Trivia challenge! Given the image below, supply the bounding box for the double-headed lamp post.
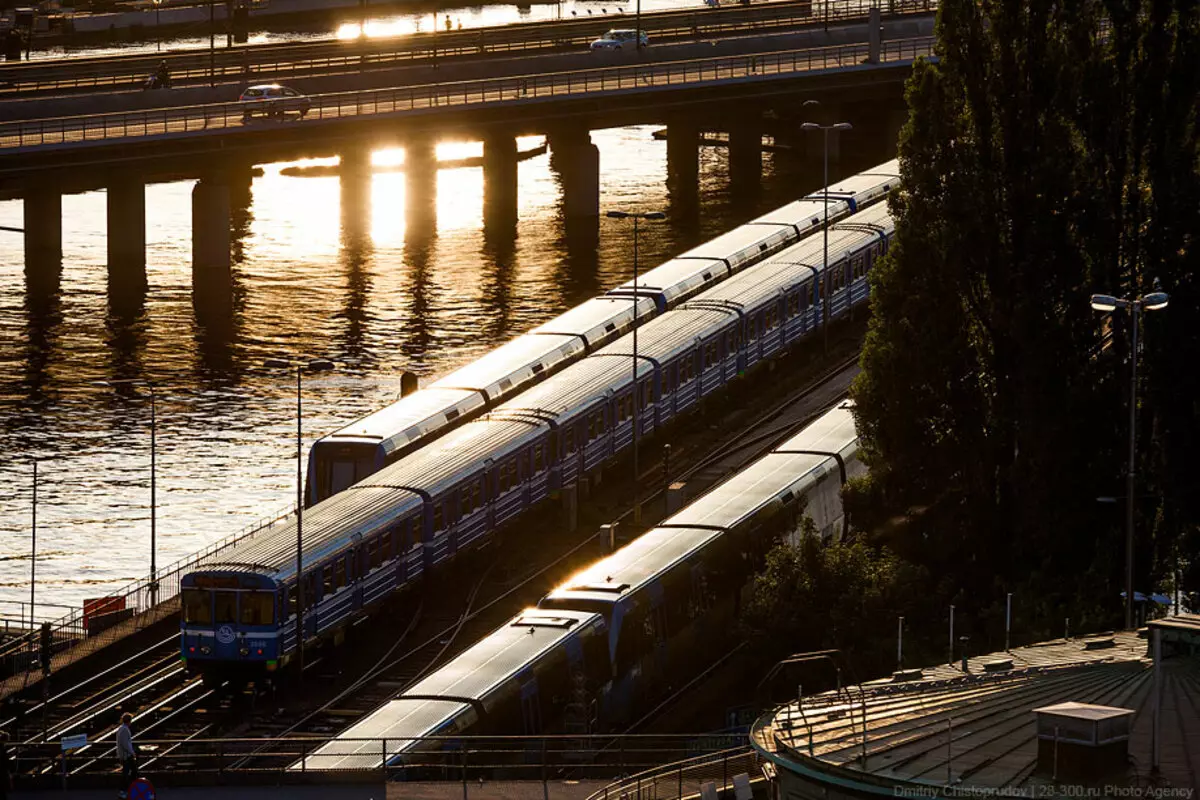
[98,379,158,605]
[800,109,852,356]
[606,209,666,525]
[265,356,335,679]
[1089,288,1169,630]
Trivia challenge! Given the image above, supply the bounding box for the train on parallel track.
[179,171,897,683]
[302,162,898,506]
[294,399,863,771]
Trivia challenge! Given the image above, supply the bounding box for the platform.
[12,780,608,799]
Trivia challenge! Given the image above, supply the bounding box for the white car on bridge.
[590,29,649,51]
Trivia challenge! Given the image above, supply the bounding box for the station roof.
[752,627,1199,793]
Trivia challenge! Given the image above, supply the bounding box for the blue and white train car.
[291,609,609,772]
[538,401,863,724]
[305,161,900,504]
[302,402,862,762]
[181,202,894,682]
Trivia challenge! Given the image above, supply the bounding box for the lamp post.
[31,459,37,632]
[606,209,665,525]
[97,379,158,605]
[265,357,335,680]
[800,106,852,357]
[1089,287,1169,630]
[209,0,215,87]
[154,0,162,52]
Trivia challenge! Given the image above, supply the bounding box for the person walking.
[115,714,137,799]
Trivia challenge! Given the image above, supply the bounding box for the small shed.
[1032,701,1134,781]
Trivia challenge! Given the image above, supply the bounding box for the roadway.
[0,0,935,97]
[0,37,933,157]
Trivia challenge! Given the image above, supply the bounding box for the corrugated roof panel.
[429,333,584,400]
[607,257,729,307]
[530,296,657,350]
[675,224,798,272]
[321,388,483,446]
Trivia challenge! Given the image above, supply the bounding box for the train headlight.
[200,646,212,655]
[239,647,250,657]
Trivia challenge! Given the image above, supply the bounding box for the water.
[0,124,886,616]
[28,0,705,62]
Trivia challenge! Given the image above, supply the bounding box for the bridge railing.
[0,504,298,695]
[0,35,935,151]
[0,0,938,93]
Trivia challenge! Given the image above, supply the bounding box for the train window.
[335,558,347,588]
[786,294,799,317]
[287,586,297,619]
[818,279,825,300]
[641,380,652,408]
[433,502,444,532]
[533,445,544,472]
[213,591,238,624]
[182,589,212,625]
[474,478,484,508]
[801,286,811,309]
[323,564,335,595]
[565,426,576,454]
[370,538,383,569]
[241,591,275,625]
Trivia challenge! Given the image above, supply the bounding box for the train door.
[520,677,543,735]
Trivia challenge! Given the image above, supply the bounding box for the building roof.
[752,629,1200,794]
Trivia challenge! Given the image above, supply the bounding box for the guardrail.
[587,746,763,800]
[0,503,298,694]
[0,0,938,95]
[0,36,935,151]
[8,732,750,788]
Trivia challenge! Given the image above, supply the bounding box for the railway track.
[22,328,863,780]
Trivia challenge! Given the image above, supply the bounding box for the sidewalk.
[12,780,608,799]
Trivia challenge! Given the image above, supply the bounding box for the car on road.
[239,84,311,121]
[590,29,649,51]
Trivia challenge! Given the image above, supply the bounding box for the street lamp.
[153,0,162,52]
[264,356,336,680]
[801,103,852,356]
[606,209,665,525]
[97,379,159,605]
[1089,287,1169,630]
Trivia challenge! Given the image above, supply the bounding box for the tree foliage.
[849,0,1200,634]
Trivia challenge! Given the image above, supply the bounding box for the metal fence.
[7,732,752,790]
[0,0,938,94]
[0,504,297,694]
[0,36,935,150]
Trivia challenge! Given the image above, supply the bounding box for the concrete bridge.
[7,23,928,323]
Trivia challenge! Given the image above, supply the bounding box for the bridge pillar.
[406,135,437,235]
[192,175,232,319]
[483,134,519,233]
[107,179,146,287]
[23,188,62,288]
[549,127,599,219]
[728,122,763,193]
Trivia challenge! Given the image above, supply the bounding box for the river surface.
[0,124,888,621]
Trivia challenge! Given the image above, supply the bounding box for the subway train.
[303,161,898,506]
[294,400,862,771]
[178,196,894,682]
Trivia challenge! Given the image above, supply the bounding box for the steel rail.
[0,36,934,151]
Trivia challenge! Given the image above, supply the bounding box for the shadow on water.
[402,154,438,367]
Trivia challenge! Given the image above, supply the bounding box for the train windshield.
[311,443,378,504]
[213,591,238,624]
[182,589,212,625]
[240,591,275,626]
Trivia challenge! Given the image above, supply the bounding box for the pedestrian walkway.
[12,779,608,799]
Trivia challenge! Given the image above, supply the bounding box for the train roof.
[360,418,546,496]
[663,401,859,531]
[502,309,734,421]
[315,387,483,454]
[293,609,604,770]
[808,162,900,207]
[747,197,834,229]
[189,484,423,582]
[829,199,892,229]
[541,526,722,607]
[672,221,798,272]
[428,332,584,401]
[606,257,729,307]
[530,296,657,350]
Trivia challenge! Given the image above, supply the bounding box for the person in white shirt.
[115,714,137,799]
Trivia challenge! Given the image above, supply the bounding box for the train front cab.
[181,570,281,685]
